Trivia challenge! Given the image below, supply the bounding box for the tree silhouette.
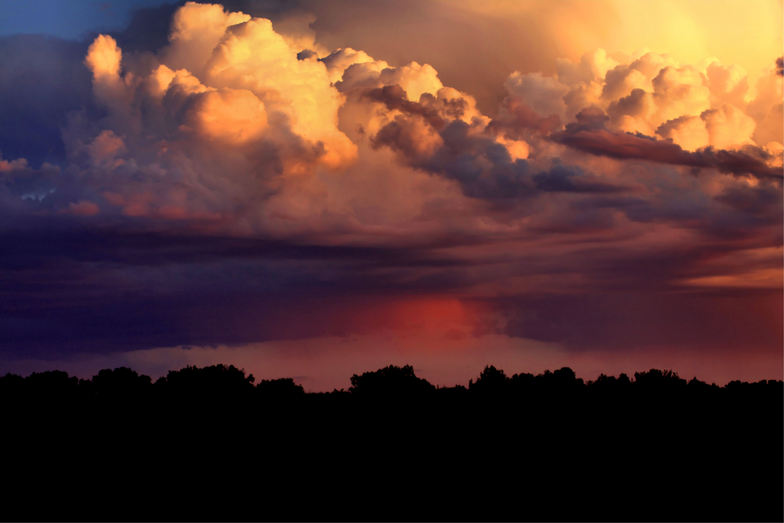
[468,364,509,394]
[349,364,434,399]
[633,368,686,388]
[156,363,255,397]
[257,377,305,398]
[26,369,79,390]
[91,366,152,396]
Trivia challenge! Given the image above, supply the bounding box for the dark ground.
[1,364,781,521]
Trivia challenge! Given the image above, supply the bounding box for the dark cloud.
[498,288,782,352]
[4,212,777,360]
[368,99,626,200]
[0,215,481,357]
[532,163,623,193]
[363,85,448,128]
[554,109,783,180]
[297,49,318,60]
[0,35,94,166]
[715,182,783,221]
[111,2,183,53]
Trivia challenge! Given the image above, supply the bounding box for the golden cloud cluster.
[500,48,782,156]
[0,1,778,283]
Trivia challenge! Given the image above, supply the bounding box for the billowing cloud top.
[0,1,781,387]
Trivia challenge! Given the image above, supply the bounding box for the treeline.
[1,364,781,522]
[2,362,781,399]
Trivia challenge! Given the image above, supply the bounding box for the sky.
[0,0,781,390]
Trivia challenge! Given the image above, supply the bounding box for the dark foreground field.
[1,364,781,522]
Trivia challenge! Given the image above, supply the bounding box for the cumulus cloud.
[7,2,780,239]
[0,2,776,261]
[34,2,368,230]
[500,50,783,162]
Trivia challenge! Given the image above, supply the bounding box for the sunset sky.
[0,0,781,390]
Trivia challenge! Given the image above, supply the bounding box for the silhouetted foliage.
[591,372,631,389]
[468,364,509,394]
[26,369,79,391]
[634,368,687,388]
[257,377,305,399]
[349,364,435,399]
[155,363,254,397]
[0,371,24,392]
[91,366,152,395]
[0,362,781,522]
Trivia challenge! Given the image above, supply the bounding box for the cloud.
[4,3,780,235]
[499,50,782,168]
[243,0,781,116]
[85,34,122,81]
[555,119,783,180]
[0,35,94,166]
